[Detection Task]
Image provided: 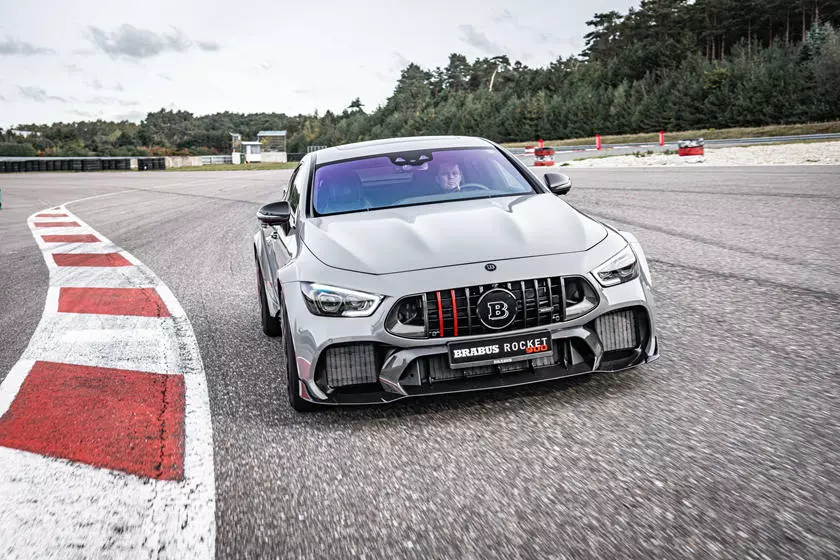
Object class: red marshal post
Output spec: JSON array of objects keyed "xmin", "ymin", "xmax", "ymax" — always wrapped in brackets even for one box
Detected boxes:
[{"xmin": 534, "ymin": 146, "xmax": 555, "ymax": 167}]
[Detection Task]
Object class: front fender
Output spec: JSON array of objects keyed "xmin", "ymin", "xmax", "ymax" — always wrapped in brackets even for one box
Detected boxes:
[{"xmin": 254, "ymin": 228, "xmax": 281, "ymax": 316}]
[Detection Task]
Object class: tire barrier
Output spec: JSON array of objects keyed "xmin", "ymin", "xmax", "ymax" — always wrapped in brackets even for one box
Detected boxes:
[
  {"xmin": 136, "ymin": 157, "xmax": 166, "ymax": 171},
  {"xmin": 0, "ymin": 157, "xmax": 166, "ymax": 173},
  {"xmin": 678, "ymin": 139, "xmax": 705, "ymax": 157},
  {"xmin": 533, "ymin": 147, "xmax": 556, "ymax": 167}
]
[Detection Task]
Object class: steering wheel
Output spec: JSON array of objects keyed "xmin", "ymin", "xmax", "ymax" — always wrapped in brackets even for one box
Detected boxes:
[{"xmin": 458, "ymin": 183, "xmax": 491, "ymax": 192}]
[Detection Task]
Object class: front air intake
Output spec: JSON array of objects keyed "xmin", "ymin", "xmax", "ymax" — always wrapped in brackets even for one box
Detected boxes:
[
  {"xmin": 320, "ymin": 343, "xmax": 379, "ymax": 387},
  {"xmin": 594, "ymin": 309, "xmax": 638, "ymax": 351}
]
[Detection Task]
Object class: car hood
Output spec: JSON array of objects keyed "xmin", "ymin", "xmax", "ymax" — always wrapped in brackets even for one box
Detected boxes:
[{"xmin": 300, "ymin": 193, "xmax": 607, "ymax": 275}]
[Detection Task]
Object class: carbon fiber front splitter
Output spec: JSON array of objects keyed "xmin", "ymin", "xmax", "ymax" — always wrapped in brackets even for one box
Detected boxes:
[{"xmin": 301, "ymin": 336, "xmax": 657, "ymax": 406}]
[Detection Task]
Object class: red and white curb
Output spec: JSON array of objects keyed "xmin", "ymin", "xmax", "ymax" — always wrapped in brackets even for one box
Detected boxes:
[{"xmin": 0, "ymin": 204, "xmax": 215, "ymax": 558}]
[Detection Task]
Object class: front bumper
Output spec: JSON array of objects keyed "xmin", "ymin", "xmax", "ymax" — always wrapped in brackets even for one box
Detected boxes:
[{"xmin": 283, "ymin": 273, "xmax": 658, "ymax": 406}]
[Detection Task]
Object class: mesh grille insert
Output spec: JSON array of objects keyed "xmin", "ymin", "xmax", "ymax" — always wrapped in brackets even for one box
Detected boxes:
[
  {"xmin": 594, "ymin": 309, "xmax": 638, "ymax": 352},
  {"xmin": 322, "ymin": 344, "xmax": 378, "ymax": 387}
]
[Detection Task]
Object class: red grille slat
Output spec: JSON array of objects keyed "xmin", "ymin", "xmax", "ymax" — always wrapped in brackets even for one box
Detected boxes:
[
  {"xmin": 435, "ymin": 291, "xmax": 444, "ymax": 337},
  {"xmin": 450, "ymin": 289, "xmax": 459, "ymax": 337}
]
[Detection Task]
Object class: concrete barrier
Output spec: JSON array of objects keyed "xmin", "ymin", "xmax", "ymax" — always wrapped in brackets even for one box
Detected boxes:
[
  {"xmin": 165, "ymin": 156, "xmax": 203, "ymax": 168},
  {"xmin": 261, "ymin": 152, "xmax": 288, "ymax": 163}
]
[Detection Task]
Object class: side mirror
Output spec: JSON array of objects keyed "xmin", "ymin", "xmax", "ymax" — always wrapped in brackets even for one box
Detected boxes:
[
  {"xmin": 544, "ymin": 173, "xmax": 572, "ymax": 195},
  {"xmin": 257, "ymin": 201, "xmax": 291, "ymax": 227}
]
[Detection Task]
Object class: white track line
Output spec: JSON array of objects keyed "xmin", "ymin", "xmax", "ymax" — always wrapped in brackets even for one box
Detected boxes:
[{"xmin": 0, "ymin": 203, "xmax": 216, "ymax": 559}]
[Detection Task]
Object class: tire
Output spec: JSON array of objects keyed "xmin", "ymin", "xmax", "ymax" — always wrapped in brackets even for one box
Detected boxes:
[
  {"xmin": 256, "ymin": 255, "xmax": 282, "ymax": 337},
  {"xmin": 281, "ymin": 295, "xmax": 320, "ymax": 412}
]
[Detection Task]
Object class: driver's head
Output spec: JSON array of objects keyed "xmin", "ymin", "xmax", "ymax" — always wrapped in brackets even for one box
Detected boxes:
[{"xmin": 434, "ymin": 161, "xmax": 462, "ymax": 192}]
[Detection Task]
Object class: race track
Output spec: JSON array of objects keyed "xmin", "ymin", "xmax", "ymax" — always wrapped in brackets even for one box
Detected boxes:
[{"xmin": 1, "ymin": 165, "xmax": 839, "ymax": 559}]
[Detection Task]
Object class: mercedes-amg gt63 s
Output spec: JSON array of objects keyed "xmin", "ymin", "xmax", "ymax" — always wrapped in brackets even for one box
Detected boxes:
[{"xmin": 254, "ymin": 136, "xmax": 658, "ymax": 411}]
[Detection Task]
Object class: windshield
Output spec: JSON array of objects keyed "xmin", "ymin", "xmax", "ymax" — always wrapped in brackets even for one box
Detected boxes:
[{"xmin": 310, "ymin": 147, "xmax": 536, "ymax": 216}]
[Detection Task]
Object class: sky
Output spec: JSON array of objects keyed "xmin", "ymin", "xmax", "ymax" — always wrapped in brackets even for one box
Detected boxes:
[{"xmin": 0, "ymin": 0, "xmax": 639, "ymax": 128}]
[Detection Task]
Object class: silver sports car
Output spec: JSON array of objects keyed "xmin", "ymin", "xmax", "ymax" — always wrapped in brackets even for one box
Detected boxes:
[{"xmin": 254, "ymin": 136, "xmax": 658, "ymax": 411}]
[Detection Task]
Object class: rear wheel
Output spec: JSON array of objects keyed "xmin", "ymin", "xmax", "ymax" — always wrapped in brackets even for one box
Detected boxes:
[
  {"xmin": 256, "ymin": 254, "xmax": 281, "ymax": 337},
  {"xmin": 281, "ymin": 294, "xmax": 319, "ymax": 412}
]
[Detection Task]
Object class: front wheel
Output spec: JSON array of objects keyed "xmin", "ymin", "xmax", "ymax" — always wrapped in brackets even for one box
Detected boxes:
[{"xmin": 281, "ymin": 295, "xmax": 320, "ymax": 412}]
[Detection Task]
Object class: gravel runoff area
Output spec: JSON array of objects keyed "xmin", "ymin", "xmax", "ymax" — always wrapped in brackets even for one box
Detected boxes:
[
  {"xmin": 1, "ymin": 166, "xmax": 839, "ymax": 559},
  {"xmin": 565, "ymin": 140, "xmax": 840, "ymax": 167}
]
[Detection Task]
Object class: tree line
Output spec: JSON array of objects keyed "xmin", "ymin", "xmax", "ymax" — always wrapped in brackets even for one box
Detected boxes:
[{"xmin": 2, "ymin": 0, "xmax": 840, "ymax": 157}]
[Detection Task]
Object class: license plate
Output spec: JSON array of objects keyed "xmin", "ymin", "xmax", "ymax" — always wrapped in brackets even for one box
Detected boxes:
[{"xmin": 448, "ymin": 330, "xmax": 553, "ymax": 369}]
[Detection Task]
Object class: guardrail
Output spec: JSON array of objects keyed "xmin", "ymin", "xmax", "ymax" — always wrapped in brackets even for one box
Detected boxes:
[
  {"xmin": 0, "ymin": 156, "xmax": 166, "ymax": 173},
  {"xmin": 199, "ymin": 155, "xmax": 233, "ymax": 165}
]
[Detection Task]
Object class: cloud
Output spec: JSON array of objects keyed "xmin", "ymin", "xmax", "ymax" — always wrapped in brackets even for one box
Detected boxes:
[
  {"xmin": 113, "ymin": 110, "xmax": 147, "ymax": 122},
  {"xmin": 86, "ymin": 24, "xmax": 221, "ymax": 58},
  {"xmin": 157, "ymin": 73, "xmax": 172, "ymax": 81},
  {"xmin": 69, "ymin": 109, "xmax": 103, "ymax": 119},
  {"xmin": 18, "ymin": 86, "xmax": 66, "ymax": 103},
  {"xmin": 196, "ymin": 40, "xmax": 220, "ymax": 52},
  {"xmin": 87, "ymin": 79, "xmax": 125, "ymax": 92},
  {"xmin": 458, "ymin": 25, "xmax": 505, "ymax": 56},
  {"xmin": 64, "ymin": 63, "xmax": 84, "ymax": 75},
  {"xmin": 18, "ymin": 85, "xmax": 137, "ymax": 107},
  {"xmin": 0, "ymin": 37, "xmax": 55, "ymax": 56},
  {"xmin": 85, "ymin": 95, "xmax": 139, "ymax": 106},
  {"xmin": 492, "ymin": 9, "xmax": 518, "ymax": 26},
  {"xmin": 534, "ymin": 32, "xmax": 578, "ymax": 47},
  {"xmin": 392, "ymin": 51, "xmax": 411, "ymax": 68},
  {"xmin": 492, "ymin": 10, "xmax": 577, "ymax": 49}
]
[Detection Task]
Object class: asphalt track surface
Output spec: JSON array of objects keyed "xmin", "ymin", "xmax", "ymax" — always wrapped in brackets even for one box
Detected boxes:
[{"xmin": 1, "ymin": 165, "xmax": 839, "ymax": 559}]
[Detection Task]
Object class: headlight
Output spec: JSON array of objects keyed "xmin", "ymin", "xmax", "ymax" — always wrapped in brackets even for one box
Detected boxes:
[
  {"xmin": 592, "ymin": 245, "xmax": 639, "ymax": 287},
  {"xmin": 300, "ymin": 282, "xmax": 383, "ymax": 317}
]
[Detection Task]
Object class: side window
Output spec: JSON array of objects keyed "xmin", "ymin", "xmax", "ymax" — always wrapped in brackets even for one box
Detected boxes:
[
  {"xmin": 285, "ymin": 167, "xmax": 299, "ymax": 203},
  {"xmin": 288, "ymin": 159, "xmax": 307, "ymax": 213}
]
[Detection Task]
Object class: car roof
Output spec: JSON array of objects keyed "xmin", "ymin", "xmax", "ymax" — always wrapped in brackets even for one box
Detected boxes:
[{"xmin": 311, "ymin": 135, "xmax": 495, "ymax": 165}]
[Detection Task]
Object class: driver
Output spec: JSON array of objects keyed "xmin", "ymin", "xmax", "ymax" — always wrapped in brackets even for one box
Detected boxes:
[{"xmin": 434, "ymin": 161, "xmax": 463, "ymax": 192}]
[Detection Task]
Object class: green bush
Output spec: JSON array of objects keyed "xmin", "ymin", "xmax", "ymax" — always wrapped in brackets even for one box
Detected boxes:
[
  {"xmin": 0, "ymin": 142, "xmax": 37, "ymax": 157},
  {"xmin": 54, "ymin": 145, "xmax": 90, "ymax": 157}
]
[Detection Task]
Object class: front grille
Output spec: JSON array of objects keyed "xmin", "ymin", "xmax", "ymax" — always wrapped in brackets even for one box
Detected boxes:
[
  {"xmin": 594, "ymin": 309, "xmax": 638, "ymax": 351},
  {"xmin": 423, "ymin": 277, "xmax": 593, "ymax": 338},
  {"xmin": 320, "ymin": 343, "xmax": 378, "ymax": 387}
]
